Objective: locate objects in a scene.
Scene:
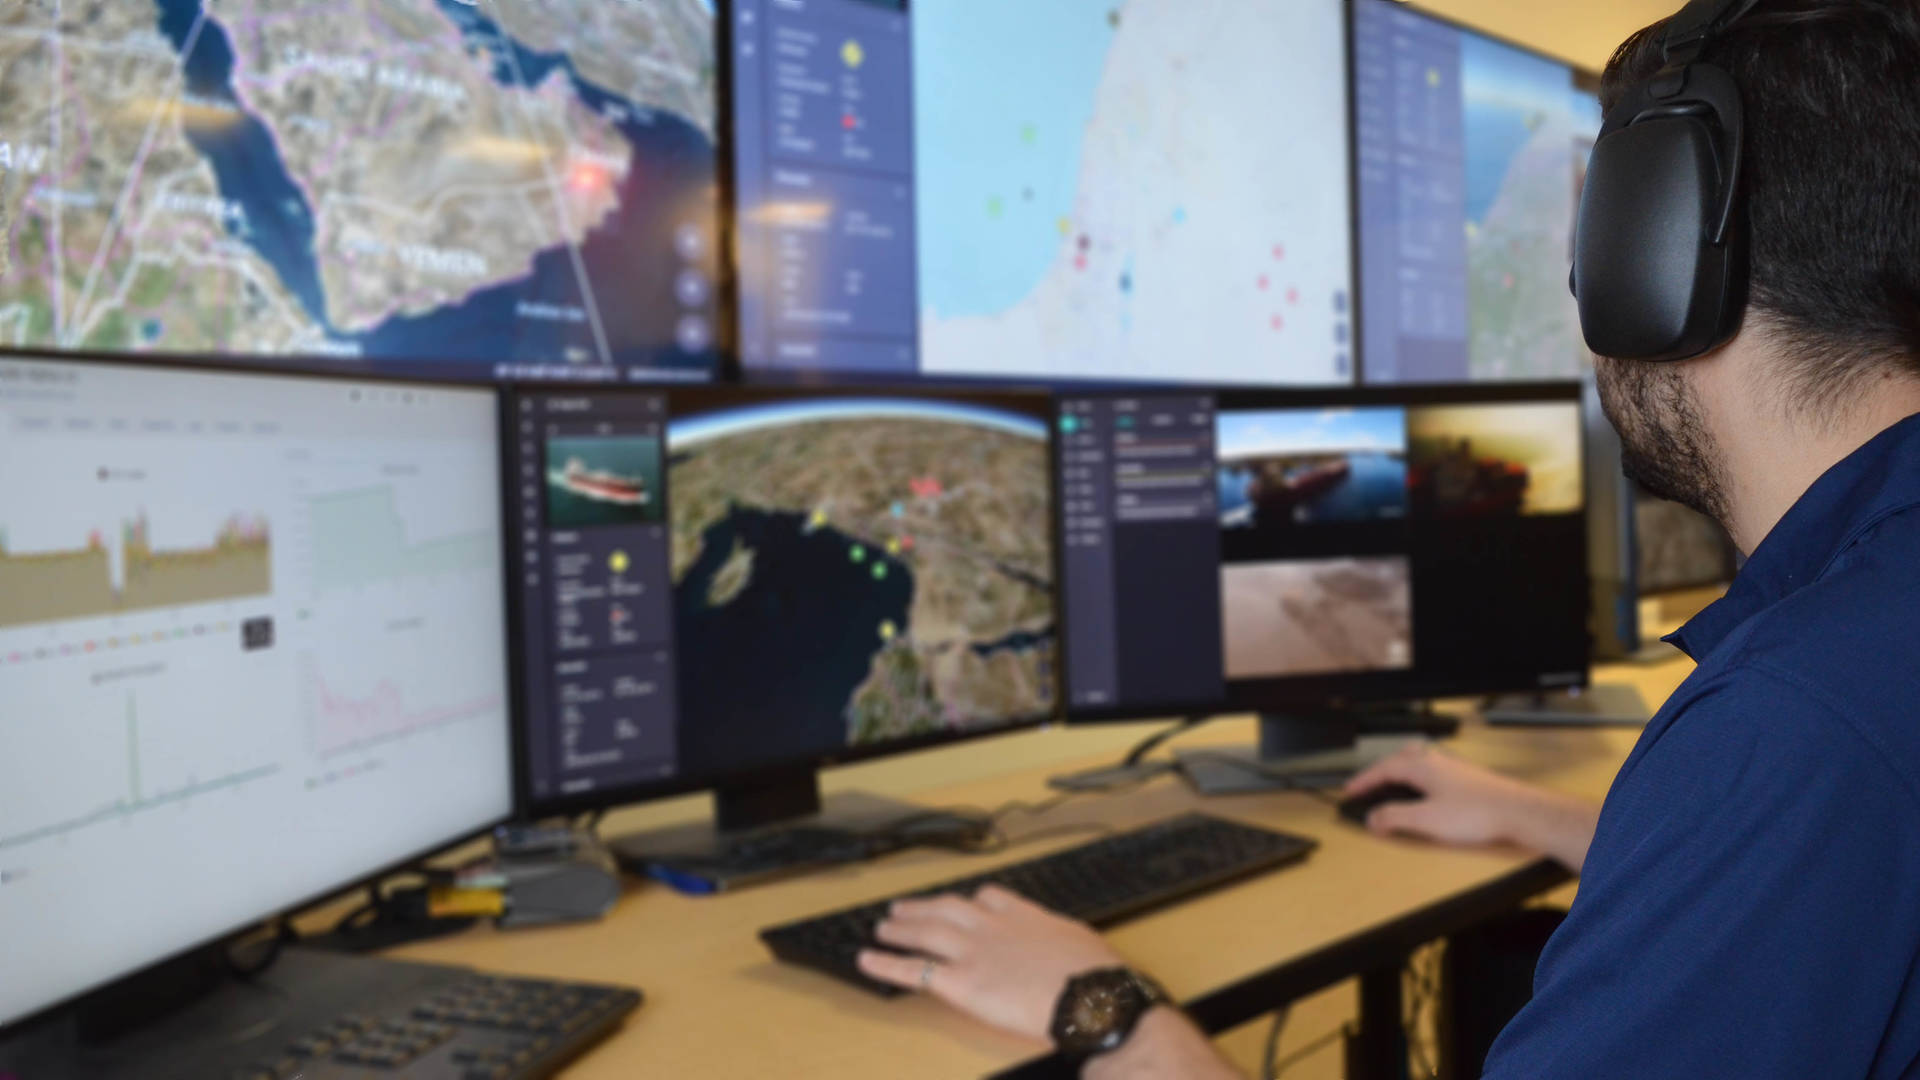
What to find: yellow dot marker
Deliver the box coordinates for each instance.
[885,537,901,556]
[810,508,828,529]
[842,39,865,68]
[1427,67,1442,88]
[609,549,631,574]
[879,620,897,642]
[1057,216,1073,237]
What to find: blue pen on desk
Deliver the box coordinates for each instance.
[646,863,720,896]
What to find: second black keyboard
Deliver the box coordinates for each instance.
[759,812,1317,996]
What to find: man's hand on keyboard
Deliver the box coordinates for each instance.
[857,885,1124,1043]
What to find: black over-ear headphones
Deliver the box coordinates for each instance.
[1572,0,1762,362]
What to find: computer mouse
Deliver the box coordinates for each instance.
[1337,782,1426,826]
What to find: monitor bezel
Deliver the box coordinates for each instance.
[723,0,1364,393]
[1346,0,1605,387]
[509,380,1063,822]
[1058,378,1592,725]
[0,346,522,1035]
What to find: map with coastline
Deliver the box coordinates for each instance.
[0,0,716,378]
[1462,34,1601,380]
[912,0,1353,385]
[666,399,1054,751]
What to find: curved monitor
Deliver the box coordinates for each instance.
[1057,381,1589,719]
[0,2,719,382]
[1353,0,1602,384]
[729,0,1355,385]
[0,354,513,1030]
[507,384,1057,817]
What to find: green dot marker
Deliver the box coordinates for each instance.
[987,195,1005,219]
[873,563,888,581]
[850,544,866,563]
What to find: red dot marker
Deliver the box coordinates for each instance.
[842,114,856,130]
[902,536,915,552]
[1075,255,1088,270]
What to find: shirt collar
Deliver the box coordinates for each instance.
[1668,412,1920,660]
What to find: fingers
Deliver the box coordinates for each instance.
[890,894,983,929]
[874,915,971,962]
[1343,743,1433,796]
[857,949,950,995]
[1368,800,1439,838]
[973,884,1039,914]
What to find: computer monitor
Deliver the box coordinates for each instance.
[0,3,719,383]
[506,383,1056,848]
[728,0,1355,385]
[0,353,513,1031]
[1057,382,1587,770]
[1352,0,1601,385]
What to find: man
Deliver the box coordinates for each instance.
[857,1,1920,1075]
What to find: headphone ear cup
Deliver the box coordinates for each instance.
[1576,118,1721,360]
[1573,66,1748,362]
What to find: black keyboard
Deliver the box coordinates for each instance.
[231,971,641,1079]
[760,813,1317,996]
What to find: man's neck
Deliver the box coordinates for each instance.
[1700,359,1920,554]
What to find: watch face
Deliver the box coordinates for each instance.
[1056,970,1155,1055]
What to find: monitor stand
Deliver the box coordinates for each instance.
[1176,705,1457,797]
[602,768,944,893]
[1481,681,1653,726]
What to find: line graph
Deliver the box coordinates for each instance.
[0,693,281,853]
[0,513,270,630]
[304,656,503,758]
[306,485,495,592]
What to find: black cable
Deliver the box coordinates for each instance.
[1123,715,1213,766]
[1267,1025,1348,1078]
[1260,1004,1292,1078]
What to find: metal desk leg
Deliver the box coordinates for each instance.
[1346,963,1409,1080]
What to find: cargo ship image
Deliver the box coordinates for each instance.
[1409,439,1530,516]
[550,458,650,506]
[1247,458,1352,517]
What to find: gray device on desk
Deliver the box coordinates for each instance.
[0,355,639,1080]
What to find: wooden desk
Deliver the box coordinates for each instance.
[383,656,1690,1079]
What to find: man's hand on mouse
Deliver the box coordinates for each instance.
[1344,744,1602,872]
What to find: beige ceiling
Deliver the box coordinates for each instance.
[1412,0,1686,71]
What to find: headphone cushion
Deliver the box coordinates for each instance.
[1575,116,1738,361]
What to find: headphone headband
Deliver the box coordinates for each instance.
[1661,0,1764,64]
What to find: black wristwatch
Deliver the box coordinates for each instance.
[1049,967,1172,1061]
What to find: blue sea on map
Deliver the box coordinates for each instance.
[1461,33,1573,224]
[914,0,1115,320]
[154,0,714,372]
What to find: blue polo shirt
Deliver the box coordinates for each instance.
[1486,413,1920,1078]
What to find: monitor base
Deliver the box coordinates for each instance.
[1176,707,1453,796]
[606,790,947,893]
[1482,681,1653,726]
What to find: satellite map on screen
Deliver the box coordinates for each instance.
[667,399,1055,748]
[913,0,1353,385]
[1461,35,1598,380]
[0,0,716,378]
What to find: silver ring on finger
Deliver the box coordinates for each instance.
[919,958,938,991]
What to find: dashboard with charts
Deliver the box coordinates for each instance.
[0,355,512,1029]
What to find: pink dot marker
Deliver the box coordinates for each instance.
[1257,274,1270,290]
[1272,243,1286,260]
[1075,255,1088,270]
[1287,286,1300,305]
[1271,315,1285,331]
